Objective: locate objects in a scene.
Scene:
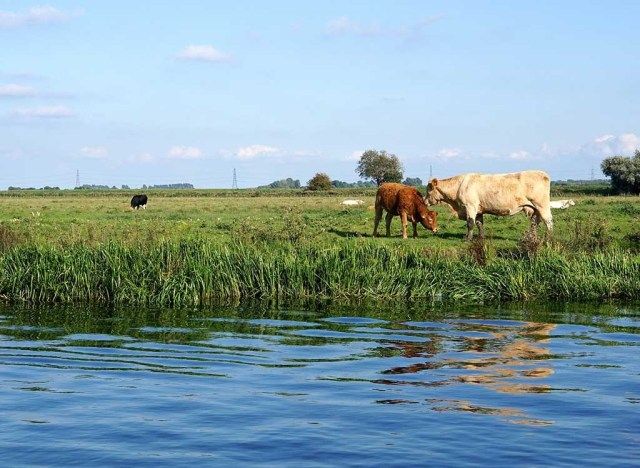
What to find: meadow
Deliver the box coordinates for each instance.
[0,188,639,305]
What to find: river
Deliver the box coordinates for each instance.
[1,303,638,466]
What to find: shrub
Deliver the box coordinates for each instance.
[307,173,332,191]
[601,150,640,194]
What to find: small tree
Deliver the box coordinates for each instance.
[403,177,423,187]
[356,150,403,185]
[307,172,332,191]
[601,150,640,194]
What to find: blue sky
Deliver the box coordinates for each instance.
[1,1,639,188]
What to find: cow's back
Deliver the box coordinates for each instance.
[459,171,550,213]
[376,183,406,213]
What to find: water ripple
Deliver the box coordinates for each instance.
[0,304,639,466]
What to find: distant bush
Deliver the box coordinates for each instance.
[307,173,332,191]
[403,177,423,187]
[143,183,194,189]
[8,186,60,191]
[260,178,301,189]
[331,180,376,188]
[75,184,111,190]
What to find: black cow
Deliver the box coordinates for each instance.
[130,194,148,210]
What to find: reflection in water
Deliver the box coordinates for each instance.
[0,304,639,466]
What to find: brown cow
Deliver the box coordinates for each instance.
[425,171,553,240]
[373,183,438,239]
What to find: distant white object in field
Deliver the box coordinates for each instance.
[550,199,575,209]
[341,199,365,206]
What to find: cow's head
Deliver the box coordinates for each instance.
[417,202,438,233]
[425,178,442,206]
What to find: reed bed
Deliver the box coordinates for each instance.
[1,240,638,306]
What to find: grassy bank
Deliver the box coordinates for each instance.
[0,190,638,305]
[1,240,638,305]
[1,190,639,251]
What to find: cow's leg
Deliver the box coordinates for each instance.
[532,204,553,235]
[412,221,418,238]
[540,209,553,236]
[385,212,394,237]
[373,205,383,237]
[465,207,477,240]
[400,211,409,239]
[142,204,146,210]
[475,213,484,238]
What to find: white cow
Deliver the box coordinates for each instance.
[425,171,553,240]
[550,199,575,209]
[341,199,365,206]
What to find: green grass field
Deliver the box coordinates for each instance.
[0,189,639,305]
[0,189,639,250]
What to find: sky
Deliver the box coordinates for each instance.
[1,0,639,188]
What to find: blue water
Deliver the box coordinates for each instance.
[1,304,639,466]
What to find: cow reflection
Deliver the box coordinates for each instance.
[379,321,556,424]
[382,321,556,394]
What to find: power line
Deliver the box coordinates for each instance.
[75,169,80,187]
[232,168,238,189]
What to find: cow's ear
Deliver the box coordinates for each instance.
[431,178,438,187]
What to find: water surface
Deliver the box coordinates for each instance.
[1,303,639,466]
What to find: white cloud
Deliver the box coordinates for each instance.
[291,149,321,158]
[581,133,640,157]
[0,84,36,97]
[347,150,364,161]
[236,144,278,160]
[509,150,531,160]
[0,5,82,28]
[326,15,443,38]
[11,105,74,118]
[80,146,108,159]
[176,45,231,62]
[437,148,462,159]
[168,146,203,159]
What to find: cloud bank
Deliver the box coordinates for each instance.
[167,146,203,159]
[0,5,82,28]
[80,146,108,159]
[236,144,278,160]
[176,45,231,62]
[0,84,36,97]
[11,105,74,118]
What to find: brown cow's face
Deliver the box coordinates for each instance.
[419,208,438,233]
[425,179,442,206]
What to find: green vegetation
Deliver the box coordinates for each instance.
[0,241,638,305]
[601,150,640,194]
[0,188,638,305]
[307,172,332,191]
[356,149,404,185]
[403,177,423,186]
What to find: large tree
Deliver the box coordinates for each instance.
[601,150,640,194]
[356,150,403,185]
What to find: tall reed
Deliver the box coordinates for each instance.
[0,240,638,305]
